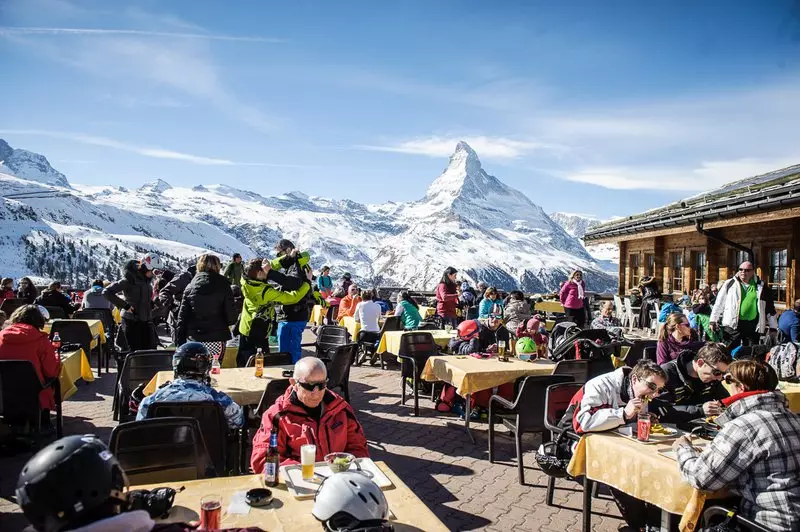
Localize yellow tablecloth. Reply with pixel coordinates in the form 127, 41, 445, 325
339, 316, 361, 338
418, 305, 436, 318
568, 432, 720, 532
222, 345, 239, 369
133, 461, 448, 531
421, 355, 556, 395
778, 382, 800, 413
534, 300, 565, 314
58, 348, 95, 399
143, 366, 292, 406
44, 319, 106, 350
310, 304, 326, 326
112, 306, 122, 324
377, 330, 455, 356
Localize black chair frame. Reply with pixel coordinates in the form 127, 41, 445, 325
0, 360, 63, 439
397, 332, 439, 416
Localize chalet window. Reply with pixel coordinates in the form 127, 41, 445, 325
629, 253, 640, 288
769, 248, 788, 303
732, 249, 750, 270
694, 251, 707, 290
644, 253, 655, 278
670, 252, 683, 292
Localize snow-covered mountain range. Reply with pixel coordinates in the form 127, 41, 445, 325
0, 139, 617, 292
550, 211, 619, 269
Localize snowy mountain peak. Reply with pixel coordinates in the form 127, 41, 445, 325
0, 138, 70, 188
138, 179, 172, 194
425, 141, 496, 203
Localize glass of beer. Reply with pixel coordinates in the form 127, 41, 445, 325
497, 342, 507, 361
199, 494, 222, 530
301, 444, 316, 480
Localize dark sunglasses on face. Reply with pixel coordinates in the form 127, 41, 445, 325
739, 268, 753, 272
298, 381, 326, 392
723, 374, 735, 385
643, 380, 665, 394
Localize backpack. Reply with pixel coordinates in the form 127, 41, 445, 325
659, 303, 683, 323
548, 322, 579, 355
435, 384, 461, 412
767, 342, 800, 381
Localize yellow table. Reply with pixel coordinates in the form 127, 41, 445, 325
339, 316, 361, 338
418, 305, 436, 319
143, 366, 292, 406
310, 304, 326, 326
568, 432, 722, 532
44, 319, 106, 350
777, 382, 800, 413
133, 461, 448, 531
58, 348, 95, 400
421, 355, 556, 396
377, 330, 455, 356
534, 300, 565, 314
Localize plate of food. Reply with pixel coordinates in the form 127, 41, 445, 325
648, 423, 679, 439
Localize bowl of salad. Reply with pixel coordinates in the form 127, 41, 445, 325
324, 452, 356, 473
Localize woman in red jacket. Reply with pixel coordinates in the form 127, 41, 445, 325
559, 270, 588, 328
0, 305, 60, 427
251, 357, 368, 471
436, 267, 460, 328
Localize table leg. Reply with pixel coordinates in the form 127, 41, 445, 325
660, 509, 670, 532
240, 405, 249, 475
582, 476, 594, 532
464, 393, 475, 443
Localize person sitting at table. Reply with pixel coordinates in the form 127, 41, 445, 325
504, 290, 531, 333
673, 359, 800, 532
394, 291, 422, 330
35, 281, 76, 317
16, 276, 38, 304
688, 291, 719, 342
448, 310, 510, 354
0, 305, 60, 431
0, 277, 15, 302
515, 316, 548, 357
478, 287, 504, 319
137, 342, 243, 429
590, 301, 624, 337
354, 289, 383, 364
560, 360, 669, 531
659, 342, 730, 424
778, 298, 800, 342
251, 357, 369, 470
81, 279, 113, 310
336, 283, 362, 320
656, 312, 704, 365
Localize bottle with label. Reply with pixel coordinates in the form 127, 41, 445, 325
211, 354, 221, 375
636, 400, 651, 442
51, 332, 62, 351
263, 431, 280, 487
254, 348, 264, 378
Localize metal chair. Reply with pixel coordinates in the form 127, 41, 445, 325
622, 339, 657, 366
623, 299, 639, 330
356, 316, 402, 366
109, 417, 214, 485
245, 351, 293, 367
543, 382, 584, 506
72, 308, 116, 366
553, 359, 591, 384
0, 360, 63, 438
114, 349, 175, 422
301, 325, 349, 360
488, 375, 574, 484
642, 345, 658, 363
702, 506, 770, 532
326, 344, 357, 403
44, 306, 66, 319
0, 298, 25, 315
397, 332, 439, 416
49, 320, 103, 375
148, 401, 234, 476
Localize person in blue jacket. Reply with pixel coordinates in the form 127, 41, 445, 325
778, 299, 800, 342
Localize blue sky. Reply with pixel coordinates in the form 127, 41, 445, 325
1, 0, 799, 219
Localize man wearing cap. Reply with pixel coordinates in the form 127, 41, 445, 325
448, 313, 510, 355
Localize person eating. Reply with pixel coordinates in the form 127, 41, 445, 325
659, 342, 731, 423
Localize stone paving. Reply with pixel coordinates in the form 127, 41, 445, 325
0, 330, 625, 531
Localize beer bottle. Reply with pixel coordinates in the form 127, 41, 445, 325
264, 431, 280, 487
254, 348, 264, 378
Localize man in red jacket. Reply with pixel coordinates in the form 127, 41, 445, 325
251, 357, 369, 472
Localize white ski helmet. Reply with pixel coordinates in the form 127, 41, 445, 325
140, 253, 163, 271
312, 472, 390, 531
36, 305, 50, 321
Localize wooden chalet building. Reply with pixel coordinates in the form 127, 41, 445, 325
584, 164, 800, 310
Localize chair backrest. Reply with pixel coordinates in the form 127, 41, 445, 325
118, 349, 175, 421
398, 332, 438, 378
72, 308, 114, 335
514, 375, 574, 431
0, 298, 25, 315
613, 295, 623, 320
109, 417, 213, 485
247, 352, 293, 367
381, 316, 404, 333
317, 326, 349, 356
44, 306, 66, 319
623, 298, 634, 316
147, 401, 229, 476
544, 382, 584, 432
49, 320, 93, 354
327, 344, 357, 391
642, 345, 658, 363
255, 378, 291, 417
0, 360, 44, 423
553, 359, 591, 384
624, 340, 658, 366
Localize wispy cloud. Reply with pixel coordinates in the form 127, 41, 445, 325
0, 26, 284, 42
0, 130, 313, 168
357, 136, 565, 159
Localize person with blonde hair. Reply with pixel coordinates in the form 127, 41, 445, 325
559, 270, 587, 328
656, 312, 703, 364
674, 359, 800, 531
175, 253, 237, 362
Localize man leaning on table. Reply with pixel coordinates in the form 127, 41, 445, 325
560, 360, 669, 531
251, 357, 369, 472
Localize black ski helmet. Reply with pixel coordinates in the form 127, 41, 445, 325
16, 435, 128, 532
173, 341, 211, 380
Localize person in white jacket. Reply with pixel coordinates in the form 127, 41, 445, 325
710, 261, 777, 347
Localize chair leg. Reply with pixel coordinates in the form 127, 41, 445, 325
413, 374, 419, 416
515, 428, 524, 485
488, 406, 495, 462
400, 373, 406, 405
546, 476, 556, 506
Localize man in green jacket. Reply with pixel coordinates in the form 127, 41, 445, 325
223, 253, 244, 286
237, 257, 311, 366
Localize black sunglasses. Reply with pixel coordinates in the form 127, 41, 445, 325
738, 268, 753, 272
298, 381, 327, 392
644, 380, 665, 394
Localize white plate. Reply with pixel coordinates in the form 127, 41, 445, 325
282, 458, 393, 499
